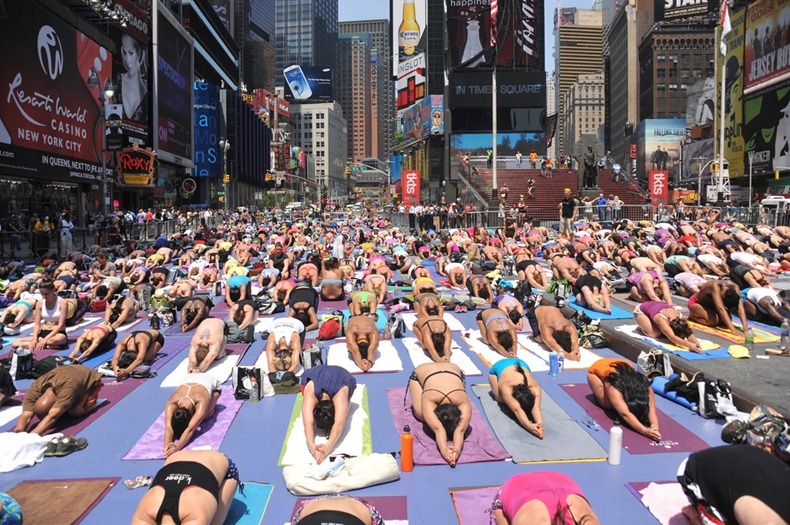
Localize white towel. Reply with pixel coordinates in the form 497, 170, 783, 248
0, 431, 61, 473
638, 482, 689, 525
516, 334, 602, 370
326, 340, 403, 374
254, 316, 277, 333
0, 406, 23, 428
401, 312, 467, 332
462, 330, 550, 373
116, 316, 146, 334
253, 348, 304, 377
280, 385, 368, 466
65, 316, 101, 334
160, 354, 240, 388
401, 337, 482, 376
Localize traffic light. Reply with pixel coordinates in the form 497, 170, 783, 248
711, 163, 718, 173
344, 166, 350, 176
223, 173, 230, 183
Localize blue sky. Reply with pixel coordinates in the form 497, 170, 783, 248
338, 0, 596, 75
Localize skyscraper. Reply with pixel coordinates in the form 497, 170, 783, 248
275, 0, 339, 86
339, 19, 393, 160
337, 32, 373, 163
225, 0, 276, 91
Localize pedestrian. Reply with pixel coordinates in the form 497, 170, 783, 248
558, 188, 577, 239
529, 149, 538, 169
60, 212, 74, 257
515, 151, 523, 168
487, 149, 493, 169
596, 193, 608, 221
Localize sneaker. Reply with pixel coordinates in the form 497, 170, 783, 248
47, 435, 88, 457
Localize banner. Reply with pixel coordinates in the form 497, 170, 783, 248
111, 0, 150, 147
545, 114, 557, 148
686, 78, 715, 128
637, 119, 686, 181
449, 71, 545, 108
745, 0, 790, 92
655, 0, 717, 22
724, 6, 746, 175
0, 0, 111, 183
106, 103, 124, 152
193, 81, 221, 178
649, 170, 669, 205
402, 169, 421, 206
430, 95, 445, 134
744, 83, 790, 176
117, 147, 156, 186
394, 0, 427, 110
401, 99, 430, 144
156, 5, 194, 162
283, 66, 333, 102
681, 138, 715, 177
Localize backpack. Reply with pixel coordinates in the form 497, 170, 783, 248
90, 299, 107, 313
579, 324, 608, 349
318, 311, 345, 340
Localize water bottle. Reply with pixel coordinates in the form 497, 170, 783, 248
608, 421, 623, 465
150, 313, 160, 331
557, 352, 565, 373
744, 327, 755, 353
549, 351, 559, 377
249, 376, 260, 403
400, 425, 414, 472
582, 414, 600, 431
781, 318, 790, 352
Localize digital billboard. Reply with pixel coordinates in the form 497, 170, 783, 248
156, 4, 194, 163
282, 66, 333, 102
401, 99, 430, 144
0, 0, 112, 183
449, 71, 545, 108
745, 0, 790, 93
744, 84, 790, 176
636, 119, 686, 181
686, 77, 715, 128
111, 0, 150, 147
430, 95, 445, 134
450, 132, 546, 162
393, 0, 427, 110
194, 81, 220, 178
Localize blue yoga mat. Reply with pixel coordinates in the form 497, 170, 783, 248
225, 482, 274, 525
672, 348, 733, 361
568, 298, 633, 320
652, 375, 697, 410
341, 308, 389, 330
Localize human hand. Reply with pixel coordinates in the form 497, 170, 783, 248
34, 339, 47, 352
164, 442, 177, 458
647, 426, 662, 442
361, 359, 371, 373
313, 444, 327, 464
445, 446, 458, 467
567, 350, 581, 362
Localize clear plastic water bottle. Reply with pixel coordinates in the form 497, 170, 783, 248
744, 327, 755, 352
781, 318, 790, 352
249, 376, 260, 403
582, 414, 600, 431
549, 351, 559, 377
557, 352, 565, 373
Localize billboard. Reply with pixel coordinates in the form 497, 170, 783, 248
401, 99, 430, 144
655, 0, 717, 22
450, 132, 545, 162
649, 170, 669, 205
156, 5, 194, 163
686, 77, 715, 128
393, 0, 427, 110
402, 169, 421, 206
724, 6, 746, 175
680, 138, 715, 177
449, 71, 545, 108
0, 0, 112, 184
637, 119, 686, 181
745, 0, 790, 93
447, 0, 541, 70
283, 66, 333, 102
744, 83, 790, 176
111, 0, 150, 147
193, 81, 221, 178
430, 95, 445, 134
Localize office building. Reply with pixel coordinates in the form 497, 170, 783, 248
231, 0, 276, 90
561, 73, 606, 154
275, 0, 338, 86
337, 32, 373, 163
291, 101, 348, 198
547, 71, 557, 161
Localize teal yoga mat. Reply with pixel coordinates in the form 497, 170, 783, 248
568, 298, 633, 320
225, 482, 274, 525
341, 308, 389, 330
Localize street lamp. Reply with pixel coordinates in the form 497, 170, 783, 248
219, 138, 230, 210
88, 69, 115, 219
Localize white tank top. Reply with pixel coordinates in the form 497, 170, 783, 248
41, 298, 61, 323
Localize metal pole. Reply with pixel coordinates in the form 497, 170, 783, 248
718, 42, 727, 198
492, 67, 497, 194
748, 151, 753, 210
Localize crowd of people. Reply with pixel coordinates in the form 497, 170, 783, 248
0, 201, 789, 524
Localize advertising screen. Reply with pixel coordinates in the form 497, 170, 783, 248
0, 0, 112, 183
282, 66, 333, 102
449, 71, 545, 108
450, 132, 545, 161
745, 0, 790, 92
194, 81, 220, 178
654, 0, 717, 22
637, 119, 686, 181
402, 169, 421, 206
156, 5, 194, 162
724, 6, 746, 175
744, 85, 790, 176
393, 0, 427, 110
111, 0, 150, 147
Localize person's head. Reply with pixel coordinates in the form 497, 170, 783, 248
171, 406, 193, 440
430, 332, 446, 356
508, 309, 521, 324
511, 374, 536, 422
608, 362, 651, 426
194, 344, 209, 364
184, 307, 197, 326
1, 310, 15, 325
426, 303, 439, 316
117, 350, 136, 369
358, 338, 370, 356
121, 34, 145, 77
668, 317, 692, 339
553, 329, 573, 353
434, 403, 462, 436
233, 307, 246, 325
272, 349, 291, 371
722, 285, 740, 310
32, 387, 57, 419
38, 278, 55, 296
477, 286, 490, 300
109, 310, 120, 324
313, 399, 335, 435
496, 330, 514, 350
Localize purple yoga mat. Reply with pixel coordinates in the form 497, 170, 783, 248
149, 336, 192, 372
386, 387, 509, 466
53, 378, 145, 436
560, 383, 709, 455
450, 486, 499, 525
123, 386, 244, 460
317, 298, 347, 312
292, 496, 408, 521
226, 343, 250, 359
212, 301, 231, 314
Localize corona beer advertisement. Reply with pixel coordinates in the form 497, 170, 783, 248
393, 0, 427, 110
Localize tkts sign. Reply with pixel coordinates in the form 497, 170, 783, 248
649, 170, 669, 205
402, 169, 421, 207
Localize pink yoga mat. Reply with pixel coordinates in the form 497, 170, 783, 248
560, 383, 709, 455
123, 386, 244, 460
386, 387, 509, 466
317, 298, 347, 312
292, 496, 408, 522
450, 486, 499, 525
54, 378, 144, 436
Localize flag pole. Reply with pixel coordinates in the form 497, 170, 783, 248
491, 0, 498, 196
718, 0, 731, 199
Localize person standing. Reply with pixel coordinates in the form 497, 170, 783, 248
529, 149, 538, 169
60, 212, 74, 257
596, 194, 608, 222
487, 149, 494, 169
515, 151, 522, 168
558, 189, 578, 239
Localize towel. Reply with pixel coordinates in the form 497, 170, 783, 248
0, 431, 61, 472
689, 321, 779, 343
401, 312, 467, 332
0, 405, 23, 428
463, 329, 549, 373
65, 317, 102, 334
401, 337, 482, 376
123, 387, 244, 460
7, 478, 118, 525
627, 481, 691, 525
450, 486, 500, 525
253, 348, 304, 377
278, 385, 371, 466
326, 340, 403, 374
160, 354, 241, 388
516, 335, 603, 370
615, 324, 722, 353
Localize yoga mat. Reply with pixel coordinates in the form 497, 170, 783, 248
212, 301, 231, 314
560, 383, 709, 454
387, 387, 509, 466
115, 316, 147, 334
96, 335, 192, 377
402, 337, 482, 376
615, 324, 724, 356
279, 385, 371, 466
226, 482, 274, 525
0, 404, 23, 427
688, 321, 779, 343
326, 340, 404, 374
472, 384, 608, 464
65, 316, 102, 334
463, 329, 550, 373
627, 481, 691, 525
123, 386, 244, 460
568, 298, 634, 320
7, 477, 119, 525
516, 335, 603, 370
317, 298, 347, 312
450, 486, 499, 525
651, 376, 697, 410
401, 312, 467, 332
159, 353, 242, 388
341, 308, 389, 330
292, 495, 408, 524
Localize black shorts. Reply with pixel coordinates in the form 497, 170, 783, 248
574, 274, 602, 294
526, 308, 541, 339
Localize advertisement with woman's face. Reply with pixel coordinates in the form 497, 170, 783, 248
112, 31, 149, 146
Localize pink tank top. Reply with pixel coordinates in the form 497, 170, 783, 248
501, 472, 586, 524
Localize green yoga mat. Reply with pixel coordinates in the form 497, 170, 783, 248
278, 386, 372, 466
